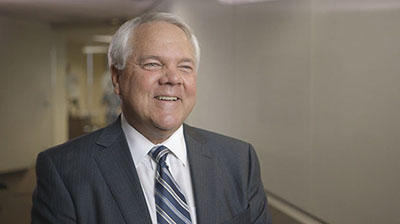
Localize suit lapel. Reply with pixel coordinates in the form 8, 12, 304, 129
184, 125, 217, 224
94, 119, 152, 224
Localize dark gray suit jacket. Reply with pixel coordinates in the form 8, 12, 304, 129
32, 118, 271, 224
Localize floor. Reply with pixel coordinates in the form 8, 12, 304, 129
0, 168, 300, 224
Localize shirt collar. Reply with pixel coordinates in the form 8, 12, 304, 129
120, 114, 187, 168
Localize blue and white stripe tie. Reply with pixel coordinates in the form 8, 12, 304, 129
150, 145, 192, 224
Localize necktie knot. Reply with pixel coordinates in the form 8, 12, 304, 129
150, 145, 169, 166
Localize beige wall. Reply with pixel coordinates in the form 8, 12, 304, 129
310, 1, 400, 223
51, 33, 68, 146
0, 16, 67, 172
166, 0, 313, 212
231, 0, 312, 211
170, 0, 237, 135
166, 0, 400, 223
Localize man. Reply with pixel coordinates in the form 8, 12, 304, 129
32, 13, 272, 224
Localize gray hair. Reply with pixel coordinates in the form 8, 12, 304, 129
108, 12, 200, 71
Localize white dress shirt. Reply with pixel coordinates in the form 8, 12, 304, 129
121, 114, 197, 224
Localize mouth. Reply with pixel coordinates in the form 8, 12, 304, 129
154, 96, 180, 101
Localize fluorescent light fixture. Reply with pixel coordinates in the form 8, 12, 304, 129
218, 0, 277, 5
92, 35, 112, 43
82, 46, 109, 54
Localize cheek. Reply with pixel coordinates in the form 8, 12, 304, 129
189, 86, 197, 99
121, 75, 144, 95
185, 76, 197, 96
121, 77, 156, 108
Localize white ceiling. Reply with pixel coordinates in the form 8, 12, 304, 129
0, 0, 165, 25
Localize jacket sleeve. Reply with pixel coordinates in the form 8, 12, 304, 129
247, 144, 272, 224
31, 152, 77, 224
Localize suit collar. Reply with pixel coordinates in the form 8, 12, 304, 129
96, 116, 123, 147
184, 124, 217, 223
94, 117, 152, 224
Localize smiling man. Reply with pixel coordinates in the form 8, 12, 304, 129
112, 20, 197, 144
32, 13, 272, 224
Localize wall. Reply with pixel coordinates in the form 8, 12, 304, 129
165, 0, 400, 223
232, 0, 312, 211
51, 33, 68, 146
0, 16, 67, 172
310, 1, 400, 223
168, 0, 237, 135
166, 0, 313, 214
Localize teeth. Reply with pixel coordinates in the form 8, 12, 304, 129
156, 96, 178, 101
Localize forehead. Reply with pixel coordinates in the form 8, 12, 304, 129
134, 21, 187, 39
130, 21, 194, 57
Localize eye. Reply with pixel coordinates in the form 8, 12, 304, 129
142, 62, 162, 70
178, 64, 194, 73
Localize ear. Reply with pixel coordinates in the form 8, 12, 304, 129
111, 65, 121, 95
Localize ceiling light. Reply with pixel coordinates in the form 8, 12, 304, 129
92, 35, 112, 43
82, 46, 109, 54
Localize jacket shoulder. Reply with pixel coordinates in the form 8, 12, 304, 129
42, 118, 123, 159
43, 127, 104, 157
184, 124, 252, 154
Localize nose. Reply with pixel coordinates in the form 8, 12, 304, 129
159, 66, 182, 85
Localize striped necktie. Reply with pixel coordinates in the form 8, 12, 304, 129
150, 145, 192, 224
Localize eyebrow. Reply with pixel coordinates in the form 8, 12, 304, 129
138, 55, 162, 63
179, 58, 195, 64
139, 55, 195, 65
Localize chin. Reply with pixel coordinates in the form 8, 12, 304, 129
152, 117, 182, 132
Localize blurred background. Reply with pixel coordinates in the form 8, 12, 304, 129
1, 0, 400, 223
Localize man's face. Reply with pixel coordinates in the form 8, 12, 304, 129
112, 21, 197, 143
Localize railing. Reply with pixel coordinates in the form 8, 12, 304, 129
266, 190, 329, 224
